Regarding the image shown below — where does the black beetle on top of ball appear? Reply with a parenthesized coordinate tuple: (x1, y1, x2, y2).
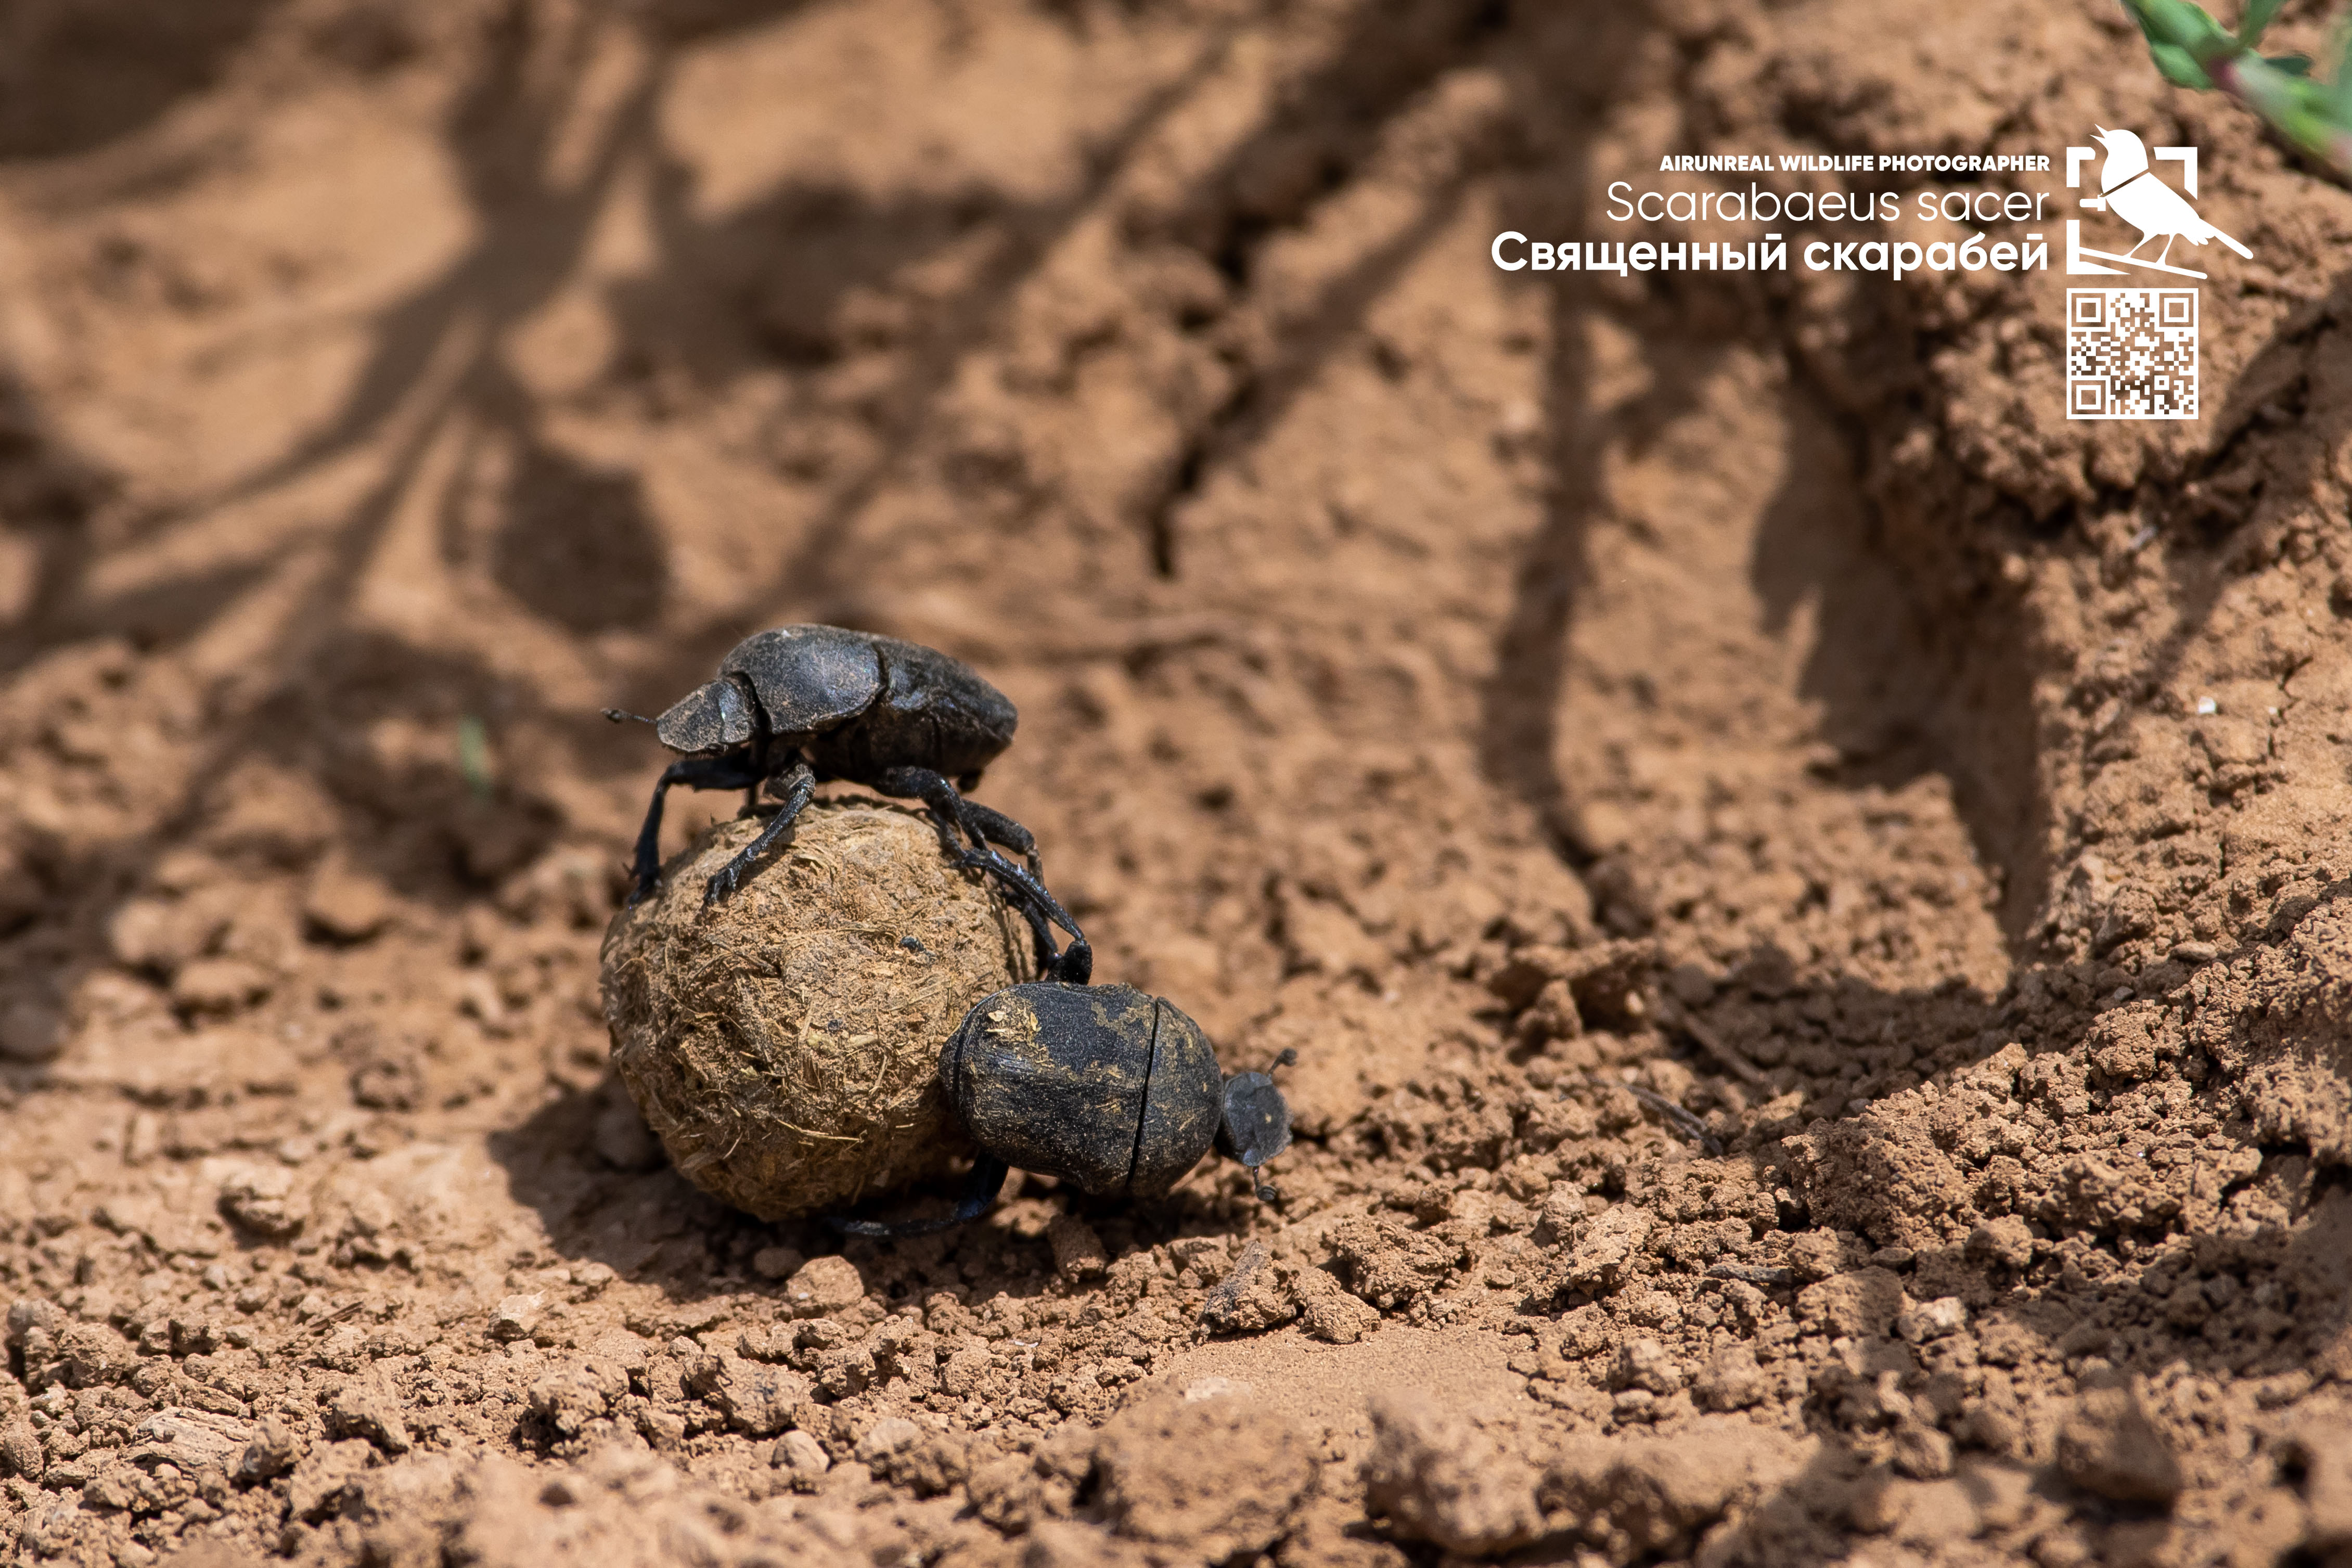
(830, 982, 1295, 1238)
(608, 624, 1090, 980)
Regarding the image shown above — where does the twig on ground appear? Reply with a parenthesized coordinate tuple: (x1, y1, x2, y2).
(1653, 997, 1769, 1088)
(1620, 1081, 1726, 1157)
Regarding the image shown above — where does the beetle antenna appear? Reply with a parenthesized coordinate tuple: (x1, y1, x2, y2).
(1265, 1047, 1297, 1074)
(603, 708, 655, 725)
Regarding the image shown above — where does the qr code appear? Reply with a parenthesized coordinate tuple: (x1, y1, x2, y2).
(2066, 289, 2197, 420)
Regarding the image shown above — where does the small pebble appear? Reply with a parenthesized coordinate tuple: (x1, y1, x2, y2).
(773, 1429, 830, 1480)
(785, 1256, 865, 1317)
(854, 1417, 921, 1466)
(490, 1293, 545, 1342)
(1895, 1296, 1969, 1343)
(1046, 1216, 1108, 1282)
(752, 1246, 805, 1281)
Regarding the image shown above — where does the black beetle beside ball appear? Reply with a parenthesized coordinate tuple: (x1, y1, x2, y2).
(833, 981, 1294, 1238)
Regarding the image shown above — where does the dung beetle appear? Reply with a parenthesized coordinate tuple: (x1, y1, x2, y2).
(608, 624, 1089, 980)
(831, 982, 1295, 1238)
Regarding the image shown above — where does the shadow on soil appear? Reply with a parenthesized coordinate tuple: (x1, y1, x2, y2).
(490, 1068, 1259, 1316)
(0, 0, 284, 160)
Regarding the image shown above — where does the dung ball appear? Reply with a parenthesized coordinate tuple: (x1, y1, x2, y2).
(599, 801, 1033, 1219)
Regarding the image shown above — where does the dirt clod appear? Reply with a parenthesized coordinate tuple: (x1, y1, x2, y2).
(2056, 1386, 2184, 1506)
(1564, 1205, 1653, 1294)
(326, 1371, 414, 1455)
(1290, 1267, 1379, 1345)
(1363, 1390, 1543, 1554)
(304, 855, 394, 944)
(1047, 1215, 1110, 1281)
(1094, 1391, 1318, 1560)
(0, 1420, 42, 1481)
(690, 1354, 811, 1438)
(237, 1418, 305, 1485)
(1546, 1424, 1816, 1560)
(1795, 1266, 1906, 1339)
(773, 1430, 831, 1486)
(1691, 1347, 1765, 1412)
(216, 1164, 307, 1239)
(783, 1255, 865, 1318)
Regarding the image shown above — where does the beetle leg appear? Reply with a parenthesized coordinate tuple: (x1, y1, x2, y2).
(871, 766, 1091, 982)
(627, 752, 764, 904)
(983, 880, 1062, 985)
(870, 765, 981, 860)
(704, 760, 817, 904)
(957, 801, 1044, 878)
(937, 842, 1091, 984)
(826, 1154, 1009, 1239)
(953, 852, 1094, 986)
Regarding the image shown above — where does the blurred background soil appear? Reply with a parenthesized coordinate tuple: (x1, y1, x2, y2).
(5, 0, 2352, 1564)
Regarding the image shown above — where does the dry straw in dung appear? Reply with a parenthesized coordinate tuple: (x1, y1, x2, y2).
(599, 801, 1032, 1219)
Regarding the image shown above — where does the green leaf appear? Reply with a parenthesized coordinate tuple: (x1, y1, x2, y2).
(2126, 0, 2192, 49)
(2119, 0, 2352, 183)
(2123, 0, 2219, 54)
(2150, 40, 2217, 86)
(2329, 20, 2352, 118)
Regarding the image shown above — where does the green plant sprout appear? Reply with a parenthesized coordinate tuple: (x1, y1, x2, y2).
(2123, 0, 2352, 178)
(457, 714, 495, 800)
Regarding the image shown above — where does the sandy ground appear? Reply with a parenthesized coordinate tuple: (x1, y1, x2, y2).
(5, 0, 2352, 1563)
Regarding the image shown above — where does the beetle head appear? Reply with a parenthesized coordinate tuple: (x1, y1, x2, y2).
(656, 675, 757, 753)
(1215, 1066, 1293, 1199)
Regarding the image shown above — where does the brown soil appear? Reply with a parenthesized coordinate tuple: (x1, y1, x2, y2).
(4, 2, 2352, 1565)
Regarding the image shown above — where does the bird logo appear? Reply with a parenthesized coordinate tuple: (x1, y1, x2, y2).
(2070, 126, 2250, 278)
